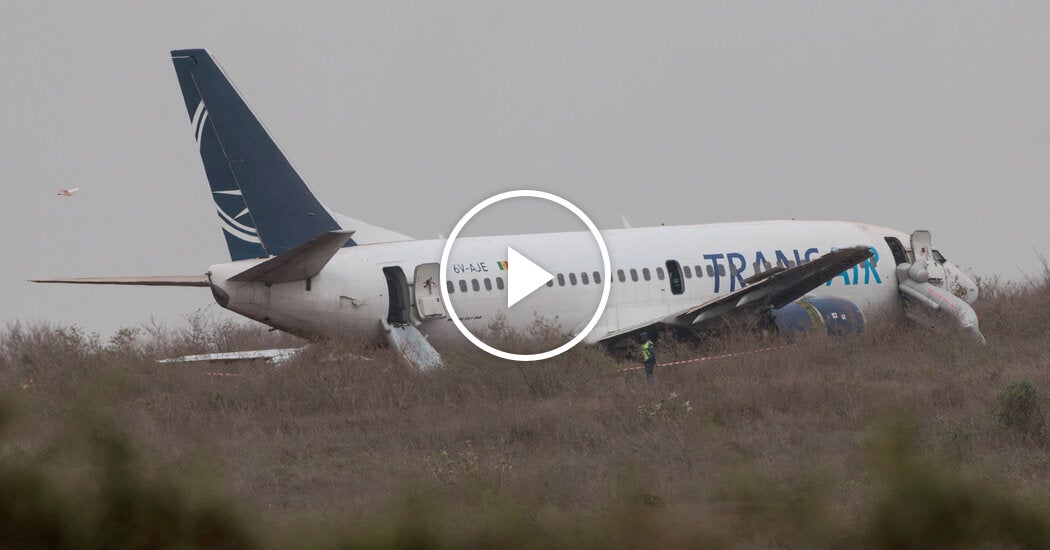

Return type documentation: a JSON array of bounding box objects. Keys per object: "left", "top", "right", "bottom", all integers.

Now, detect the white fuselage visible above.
[{"left": 206, "top": 220, "right": 939, "bottom": 348}]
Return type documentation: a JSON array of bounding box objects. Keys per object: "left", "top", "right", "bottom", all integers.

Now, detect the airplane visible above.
[
  {"left": 32, "top": 49, "right": 985, "bottom": 368},
  {"left": 57, "top": 187, "right": 79, "bottom": 197}
]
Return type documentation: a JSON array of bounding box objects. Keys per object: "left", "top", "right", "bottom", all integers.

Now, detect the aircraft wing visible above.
[
  {"left": 157, "top": 347, "right": 371, "bottom": 365},
  {"left": 158, "top": 348, "right": 302, "bottom": 364},
  {"left": 601, "top": 245, "right": 874, "bottom": 339},
  {"left": 30, "top": 276, "right": 209, "bottom": 287}
]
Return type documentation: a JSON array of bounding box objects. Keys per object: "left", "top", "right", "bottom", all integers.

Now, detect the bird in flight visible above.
[{"left": 57, "top": 188, "right": 79, "bottom": 197}]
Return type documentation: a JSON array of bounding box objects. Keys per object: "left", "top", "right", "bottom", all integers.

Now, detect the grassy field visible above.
[{"left": 2, "top": 272, "right": 1050, "bottom": 548}]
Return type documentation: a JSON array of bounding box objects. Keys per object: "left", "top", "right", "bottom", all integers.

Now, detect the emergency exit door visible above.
[{"left": 413, "top": 263, "right": 446, "bottom": 319}]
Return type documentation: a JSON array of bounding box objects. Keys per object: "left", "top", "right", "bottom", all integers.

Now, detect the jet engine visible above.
[{"left": 771, "top": 297, "right": 865, "bottom": 336}]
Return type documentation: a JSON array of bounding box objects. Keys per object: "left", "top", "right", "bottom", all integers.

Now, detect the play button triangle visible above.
[{"left": 506, "top": 247, "right": 554, "bottom": 308}]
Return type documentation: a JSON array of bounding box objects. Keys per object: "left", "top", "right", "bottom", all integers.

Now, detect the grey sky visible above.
[{"left": 3, "top": 2, "right": 1048, "bottom": 336}]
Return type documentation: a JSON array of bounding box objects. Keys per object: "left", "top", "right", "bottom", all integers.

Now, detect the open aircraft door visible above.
[
  {"left": 413, "top": 263, "right": 446, "bottom": 319},
  {"left": 910, "top": 230, "right": 946, "bottom": 285}
]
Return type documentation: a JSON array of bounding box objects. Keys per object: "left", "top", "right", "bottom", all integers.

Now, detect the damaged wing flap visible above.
[
  {"left": 678, "top": 245, "right": 875, "bottom": 326},
  {"left": 599, "top": 246, "right": 874, "bottom": 341}
]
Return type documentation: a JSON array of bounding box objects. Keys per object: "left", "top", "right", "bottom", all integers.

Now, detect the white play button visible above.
[
  {"left": 506, "top": 247, "right": 554, "bottom": 308},
  {"left": 440, "top": 190, "right": 611, "bottom": 362}
]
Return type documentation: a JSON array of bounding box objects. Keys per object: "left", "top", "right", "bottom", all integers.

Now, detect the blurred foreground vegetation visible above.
[{"left": 1, "top": 269, "right": 1050, "bottom": 548}]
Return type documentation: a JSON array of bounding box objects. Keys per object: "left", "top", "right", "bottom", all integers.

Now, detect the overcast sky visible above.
[{"left": 3, "top": 2, "right": 1048, "bottom": 336}]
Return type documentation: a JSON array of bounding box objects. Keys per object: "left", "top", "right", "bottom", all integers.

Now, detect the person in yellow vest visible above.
[{"left": 641, "top": 332, "right": 656, "bottom": 382}]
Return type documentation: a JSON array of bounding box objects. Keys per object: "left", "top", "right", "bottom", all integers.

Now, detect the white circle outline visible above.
[{"left": 439, "top": 190, "right": 611, "bottom": 362}]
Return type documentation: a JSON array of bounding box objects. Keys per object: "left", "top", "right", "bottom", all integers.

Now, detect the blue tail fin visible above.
[{"left": 170, "top": 49, "right": 354, "bottom": 261}]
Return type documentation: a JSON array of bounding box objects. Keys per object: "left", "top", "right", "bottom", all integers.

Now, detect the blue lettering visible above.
[
  {"left": 754, "top": 251, "right": 769, "bottom": 272},
  {"left": 863, "top": 246, "right": 882, "bottom": 284},
  {"left": 703, "top": 253, "right": 725, "bottom": 293},
  {"left": 824, "top": 247, "right": 851, "bottom": 286},
  {"left": 726, "top": 252, "right": 747, "bottom": 291},
  {"left": 822, "top": 246, "right": 884, "bottom": 286},
  {"left": 705, "top": 245, "right": 883, "bottom": 291},
  {"left": 825, "top": 269, "right": 851, "bottom": 286}
]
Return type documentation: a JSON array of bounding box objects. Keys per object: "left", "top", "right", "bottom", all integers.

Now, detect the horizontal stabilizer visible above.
[
  {"left": 229, "top": 230, "right": 354, "bottom": 284},
  {"left": 31, "top": 276, "right": 209, "bottom": 287}
]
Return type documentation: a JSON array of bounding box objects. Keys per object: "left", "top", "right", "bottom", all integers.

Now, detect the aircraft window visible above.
[
  {"left": 569, "top": 273, "right": 578, "bottom": 286},
  {"left": 787, "top": 261, "right": 796, "bottom": 268},
  {"left": 706, "top": 265, "right": 715, "bottom": 277},
  {"left": 593, "top": 271, "right": 601, "bottom": 284},
  {"left": 471, "top": 279, "right": 480, "bottom": 292},
  {"left": 933, "top": 249, "right": 947, "bottom": 264},
  {"left": 484, "top": 278, "right": 493, "bottom": 291},
  {"left": 459, "top": 280, "right": 468, "bottom": 293},
  {"left": 665, "top": 260, "right": 684, "bottom": 295},
  {"left": 695, "top": 265, "right": 703, "bottom": 278},
  {"left": 546, "top": 280, "right": 554, "bottom": 287},
  {"left": 630, "top": 269, "right": 639, "bottom": 282},
  {"left": 557, "top": 274, "right": 566, "bottom": 286},
  {"left": 656, "top": 267, "right": 666, "bottom": 281},
  {"left": 764, "top": 261, "right": 772, "bottom": 270},
  {"left": 718, "top": 265, "right": 726, "bottom": 276},
  {"left": 618, "top": 269, "right": 626, "bottom": 282},
  {"left": 496, "top": 277, "right": 505, "bottom": 290},
  {"left": 581, "top": 272, "right": 590, "bottom": 285},
  {"left": 776, "top": 259, "right": 784, "bottom": 268},
  {"left": 885, "top": 237, "right": 909, "bottom": 265},
  {"left": 753, "top": 262, "right": 762, "bottom": 274},
  {"left": 447, "top": 280, "right": 455, "bottom": 294},
  {"left": 642, "top": 268, "right": 651, "bottom": 281},
  {"left": 682, "top": 265, "right": 692, "bottom": 279}
]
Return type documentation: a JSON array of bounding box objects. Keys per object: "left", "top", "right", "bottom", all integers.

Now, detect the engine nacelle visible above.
[{"left": 771, "top": 297, "right": 865, "bottom": 336}]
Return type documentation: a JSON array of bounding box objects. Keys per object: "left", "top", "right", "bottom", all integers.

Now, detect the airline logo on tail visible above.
[
  {"left": 189, "top": 99, "right": 262, "bottom": 246},
  {"left": 191, "top": 100, "right": 209, "bottom": 147},
  {"left": 172, "top": 49, "right": 352, "bottom": 261},
  {"left": 213, "top": 189, "right": 261, "bottom": 244}
]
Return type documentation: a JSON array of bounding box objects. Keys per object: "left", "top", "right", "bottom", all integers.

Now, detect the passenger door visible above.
[
  {"left": 910, "top": 230, "right": 946, "bottom": 285},
  {"left": 413, "top": 263, "right": 446, "bottom": 319}
]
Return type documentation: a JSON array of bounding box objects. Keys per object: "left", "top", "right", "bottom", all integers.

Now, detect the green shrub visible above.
[
  {"left": 865, "top": 418, "right": 1050, "bottom": 549},
  {"left": 996, "top": 380, "right": 1044, "bottom": 436}
]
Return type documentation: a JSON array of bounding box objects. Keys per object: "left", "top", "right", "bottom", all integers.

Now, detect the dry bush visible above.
[
  {"left": 1, "top": 271, "right": 1050, "bottom": 547},
  {"left": 141, "top": 307, "right": 304, "bottom": 357}
]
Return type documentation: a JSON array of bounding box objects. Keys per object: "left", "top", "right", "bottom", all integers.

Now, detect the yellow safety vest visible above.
[{"left": 642, "top": 340, "right": 654, "bottom": 361}]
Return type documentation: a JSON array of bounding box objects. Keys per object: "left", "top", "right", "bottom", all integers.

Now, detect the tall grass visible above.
[{"left": 1, "top": 274, "right": 1049, "bottom": 547}]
